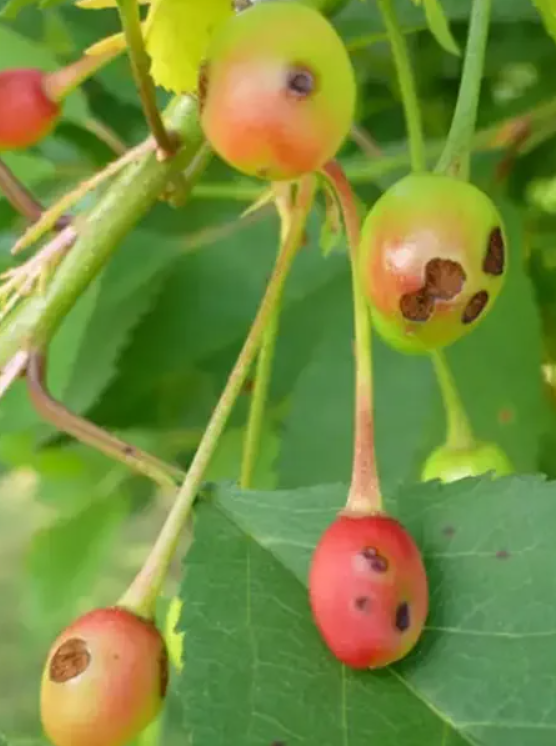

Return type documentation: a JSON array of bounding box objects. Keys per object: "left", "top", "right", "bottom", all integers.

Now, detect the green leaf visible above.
[
  {"left": 418, "top": 0, "right": 460, "bottom": 55},
  {"left": 145, "top": 0, "right": 232, "bottom": 93},
  {"left": 178, "top": 475, "right": 556, "bottom": 745},
  {"left": 25, "top": 488, "right": 129, "bottom": 625},
  {"left": 530, "top": 0, "right": 556, "bottom": 42}
]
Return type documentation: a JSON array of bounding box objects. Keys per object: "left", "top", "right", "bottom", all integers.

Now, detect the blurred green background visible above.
[{"left": 1, "top": 0, "right": 556, "bottom": 742}]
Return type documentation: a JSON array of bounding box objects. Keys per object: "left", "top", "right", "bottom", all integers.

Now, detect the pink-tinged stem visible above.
[{"left": 322, "top": 161, "right": 383, "bottom": 515}]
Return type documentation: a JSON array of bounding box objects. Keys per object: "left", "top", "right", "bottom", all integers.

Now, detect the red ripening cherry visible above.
[
  {"left": 199, "top": 1, "right": 356, "bottom": 181},
  {"left": 40, "top": 606, "right": 168, "bottom": 746},
  {"left": 358, "top": 172, "right": 508, "bottom": 353},
  {"left": 0, "top": 68, "right": 60, "bottom": 150},
  {"left": 309, "top": 513, "right": 428, "bottom": 669}
]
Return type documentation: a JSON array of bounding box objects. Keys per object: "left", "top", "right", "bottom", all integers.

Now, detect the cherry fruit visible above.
[
  {"left": 309, "top": 513, "right": 428, "bottom": 669},
  {"left": 358, "top": 172, "right": 507, "bottom": 353},
  {"left": 199, "top": 1, "right": 356, "bottom": 180},
  {"left": 40, "top": 606, "right": 168, "bottom": 746},
  {"left": 421, "top": 441, "right": 513, "bottom": 483},
  {"left": 0, "top": 68, "right": 60, "bottom": 150}
]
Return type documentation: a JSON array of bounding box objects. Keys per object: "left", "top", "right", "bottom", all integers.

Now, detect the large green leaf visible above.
[{"left": 178, "top": 475, "right": 556, "bottom": 745}]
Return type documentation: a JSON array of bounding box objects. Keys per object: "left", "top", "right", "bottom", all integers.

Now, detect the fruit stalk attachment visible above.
[
  {"left": 377, "top": 0, "right": 425, "bottom": 171},
  {"left": 435, "top": 0, "right": 493, "bottom": 179}
]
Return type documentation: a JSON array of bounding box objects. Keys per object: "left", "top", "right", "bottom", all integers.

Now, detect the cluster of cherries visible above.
[{"left": 0, "top": 2, "right": 508, "bottom": 745}]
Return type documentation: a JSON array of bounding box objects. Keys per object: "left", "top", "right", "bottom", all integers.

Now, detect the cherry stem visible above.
[
  {"left": 116, "top": 0, "right": 176, "bottom": 157},
  {"left": 0, "top": 158, "right": 46, "bottom": 225},
  {"left": 118, "top": 175, "right": 317, "bottom": 618},
  {"left": 431, "top": 349, "right": 475, "bottom": 450},
  {"left": 377, "top": 0, "right": 425, "bottom": 172},
  {"left": 26, "top": 350, "right": 185, "bottom": 493},
  {"left": 322, "top": 161, "right": 383, "bottom": 516},
  {"left": 43, "top": 50, "right": 118, "bottom": 102},
  {"left": 435, "top": 0, "right": 492, "bottom": 180},
  {"left": 240, "top": 184, "right": 293, "bottom": 489}
]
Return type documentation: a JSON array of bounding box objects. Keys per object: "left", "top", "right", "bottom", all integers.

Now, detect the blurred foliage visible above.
[{"left": 1, "top": 0, "right": 556, "bottom": 744}]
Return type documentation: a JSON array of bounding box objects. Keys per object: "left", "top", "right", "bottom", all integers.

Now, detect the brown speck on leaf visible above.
[
  {"left": 483, "top": 227, "right": 505, "bottom": 276},
  {"left": 462, "top": 290, "right": 489, "bottom": 324},
  {"left": 496, "top": 549, "right": 510, "bottom": 560},
  {"left": 400, "top": 289, "right": 434, "bottom": 322},
  {"left": 442, "top": 526, "right": 456, "bottom": 538},
  {"left": 49, "top": 638, "right": 91, "bottom": 683},
  {"left": 498, "top": 407, "right": 514, "bottom": 425},
  {"left": 425, "top": 258, "right": 466, "bottom": 300},
  {"left": 197, "top": 62, "right": 210, "bottom": 112}
]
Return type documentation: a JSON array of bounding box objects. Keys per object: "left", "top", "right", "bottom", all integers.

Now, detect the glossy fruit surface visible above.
[
  {"left": 0, "top": 68, "right": 59, "bottom": 150},
  {"left": 309, "top": 513, "right": 428, "bottom": 669},
  {"left": 421, "top": 441, "right": 513, "bottom": 483},
  {"left": 200, "top": 1, "right": 356, "bottom": 180},
  {"left": 41, "top": 606, "right": 168, "bottom": 746},
  {"left": 359, "top": 172, "right": 507, "bottom": 353}
]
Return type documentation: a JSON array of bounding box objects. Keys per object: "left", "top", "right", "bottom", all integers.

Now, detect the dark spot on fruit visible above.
[
  {"left": 400, "top": 289, "right": 434, "bottom": 322},
  {"left": 442, "top": 525, "right": 456, "bottom": 537},
  {"left": 354, "top": 596, "right": 372, "bottom": 614},
  {"left": 233, "top": 0, "right": 253, "bottom": 9},
  {"left": 496, "top": 549, "right": 510, "bottom": 560},
  {"left": 197, "top": 62, "right": 210, "bottom": 112},
  {"left": 159, "top": 646, "right": 169, "bottom": 697},
  {"left": 360, "top": 546, "right": 389, "bottom": 572},
  {"left": 462, "top": 290, "right": 489, "bottom": 324},
  {"left": 49, "top": 638, "right": 91, "bottom": 683},
  {"left": 286, "top": 65, "right": 316, "bottom": 98},
  {"left": 257, "top": 166, "right": 270, "bottom": 179},
  {"left": 395, "top": 602, "right": 411, "bottom": 632},
  {"left": 483, "top": 227, "right": 505, "bottom": 276},
  {"left": 424, "top": 258, "right": 466, "bottom": 300}
]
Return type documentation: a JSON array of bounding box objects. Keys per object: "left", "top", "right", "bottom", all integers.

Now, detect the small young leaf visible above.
[
  {"left": 412, "top": 0, "right": 460, "bottom": 55},
  {"left": 531, "top": 0, "right": 556, "bottom": 42},
  {"left": 144, "top": 0, "right": 232, "bottom": 93}
]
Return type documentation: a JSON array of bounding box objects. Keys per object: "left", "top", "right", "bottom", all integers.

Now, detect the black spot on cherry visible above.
[
  {"left": 360, "top": 546, "right": 389, "bottom": 572},
  {"left": 483, "top": 227, "right": 505, "bottom": 276},
  {"left": 462, "top": 290, "right": 489, "bottom": 324},
  {"left": 395, "top": 602, "right": 411, "bottom": 632},
  {"left": 354, "top": 596, "right": 372, "bottom": 614},
  {"left": 286, "top": 66, "right": 316, "bottom": 98}
]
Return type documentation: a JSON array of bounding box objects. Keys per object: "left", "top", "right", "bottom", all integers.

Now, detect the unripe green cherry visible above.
[
  {"left": 40, "top": 607, "right": 168, "bottom": 746},
  {"left": 421, "top": 441, "right": 514, "bottom": 483},
  {"left": 358, "top": 173, "right": 507, "bottom": 353},
  {"left": 199, "top": 1, "right": 356, "bottom": 181}
]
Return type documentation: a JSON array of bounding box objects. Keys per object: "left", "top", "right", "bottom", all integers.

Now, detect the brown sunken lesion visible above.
[
  {"left": 462, "top": 290, "right": 489, "bottom": 324},
  {"left": 400, "top": 257, "right": 467, "bottom": 323},
  {"left": 400, "top": 288, "right": 434, "bottom": 322},
  {"left": 49, "top": 638, "right": 91, "bottom": 683},
  {"left": 425, "top": 258, "right": 466, "bottom": 300},
  {"left": 483, "top": 227, "right": 505, "bottom": 276}
]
